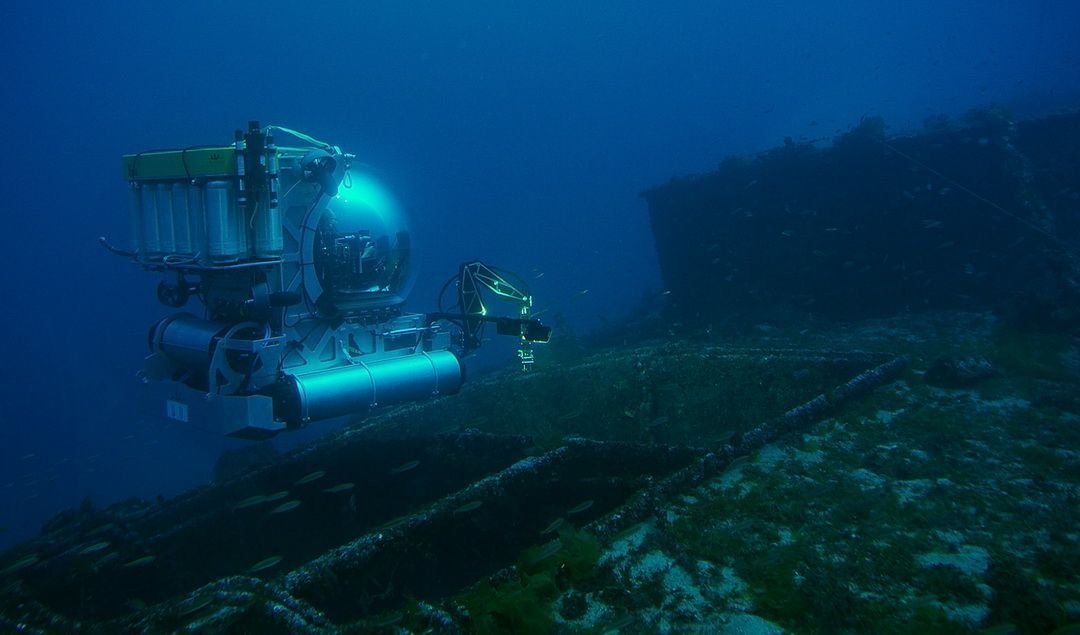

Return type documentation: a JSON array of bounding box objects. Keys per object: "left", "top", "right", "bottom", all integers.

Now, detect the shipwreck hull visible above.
[
  {"left": 644, "top": 111, "right": 1080, "bottom": 325},
  {"left": 0, "top": 344, "right": 906, "bottom": 632}
]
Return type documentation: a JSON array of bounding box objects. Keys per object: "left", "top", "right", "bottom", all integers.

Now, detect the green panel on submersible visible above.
[{"left": 122, "top": 147, "right": 237, "bottom": 180}]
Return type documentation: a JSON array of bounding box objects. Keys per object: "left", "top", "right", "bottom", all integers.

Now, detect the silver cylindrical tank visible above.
[
  {"left": 188, "top": 181, "right": 207, "bottom": 264},
  {"left": 253, "top": 145, "right": 283, "bottom": 258},
  {"left": 252, "top": 203, "right": 283, "bottom": 258},
  {"left": 155, "top": 183, "right": 176, "bottom": 255},
  {"left": 280, "top": 351, "right": 464, "bottom": 424},
  {"left": 128, "top": 184, "right": 144, "bottom": 254},
  {"left": 150, "top": 314, "right": 230, "bottom": 370},
  {"left": 170, "top": 184, "right": 194, "bottom": 255},
  {"left": 140, "top": 185, "right": 161, "bottom": 259},
  {"left": 205, "top": 180, "right": 242, "bottom": 262}
]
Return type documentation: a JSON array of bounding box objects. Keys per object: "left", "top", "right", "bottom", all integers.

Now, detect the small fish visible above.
[
  {"left": 523, "top": 538, "right": 563, "bottom": 566},
  {"left": 780, "top": 230, "right": 794, "bottom": 238},
  {"left": 534, "top": 272, "right": 545, "bottom": 279},
  {"left": 823, "top": 227, "right": 839, "bottom": 232},
  {"left": 263, "top": 491, "right": 290, "bottom": 502},
  {"left": 377, "top": 516, "right": 411, "bottom": 533},
  {"left": 370, "top": 612, "right": 404, "bottom": 627},
  {"left": 612, "top": 521, "right": 651, "bottom": 544},
  {"left": 557, "top": 409, "right": 583, "bottom": 422},
  {"left": 323, "top": 482, "right": 355, "bottom": 493},
  {"left": 234, "top": 495, "right": 268, "bottom": 509},
  {"left": 727, "top": 455, "right": 751, "bottom": 470},
  {"left": 80, "top": 541, "right": 111, "bottom": 555},
  {"left": 577, "top": 289, "right": 590, "bottom": 296},
  {"left": 295, "top": 470, "right": 326, "bottom": 485},
  {"left": 123, "top": 555, "right": 157, "bottom": 568},
  {"left": 89, "top": 522, "right": 116, "bottom": 535},
  {"left": 177, "top": 595, "right": 214, "bottom": 616},
  {"left": 716, "top": 430, "right": 738, "bottom": 445},
  {"left": 921, "top": 219, "right": 942, "bottom": 229},
  {"left": 453, "top": 500, "right": 483, "bottom": 515},
  {"left": 390, "top": 460, "right": 420, "bottom": 474},
  {"left": 660, "top": 290, "right": 672, "bottom": 296},
  {"left": 1, "top": 554, "right": 39, "bottom": 575},
  {"left": 540, "top": 518, "right": 565, "bottom": 535},
  {"left": 247, "top": 555, "right": 283, "bottom": 573},
  {"left": 567, "top": 500, "right": 594, "bottom": 515},
  {"left": 270, "top": 500, "right": 301, "bottom": 514}
]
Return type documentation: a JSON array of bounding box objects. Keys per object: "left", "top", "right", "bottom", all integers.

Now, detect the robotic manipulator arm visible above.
[
  {"left": 103, "top": 121, "right": 551, "bottom": 438},
  {"left": 428, "top": 261, "right": 552, "bottom": 371}
]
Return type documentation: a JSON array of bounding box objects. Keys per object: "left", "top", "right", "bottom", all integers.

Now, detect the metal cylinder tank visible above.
[
  {"left": 205, "top": 181, "right": 242, "bottom": 262},
  {"left": 279, "top": 351, "right": 464, "bottom": 425},
  {"left": 253, "top": 145, "right": 283, "bottom": 258},
  {"left": 155, "top": 183, "right": 176, "bottom": 255},
  {"left": 252, "top": 204, "right": 282, "bottom": 258},
  {"left": 150, "top": 314, "right": 230, "bottom": 370},
  {"left": 128, "top": 185, "right": 144, "bottom": 254},
  {"left": 140, "top": 184, "right": 161, "bottom": 259},
  {"left": 188, "top": 182, "right": 207, "bottom": 264},
  {"left": 170, "top": 184, "right": 194, "bottom": 255}
]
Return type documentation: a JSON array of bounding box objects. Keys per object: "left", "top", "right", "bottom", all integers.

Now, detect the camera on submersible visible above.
[{"left": 102, "top": 121, "right": 550, "bottom": 439}]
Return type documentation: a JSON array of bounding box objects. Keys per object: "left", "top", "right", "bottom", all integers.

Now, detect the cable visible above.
[
  {"left": 436, "top": 273, "right": 460, "bottom": 313},
  {"left": 882, "top": 141, "right": 1067, "bottom": 248},
  {"left": 265, "top": 125, "right": 334, "bottom": 151}
]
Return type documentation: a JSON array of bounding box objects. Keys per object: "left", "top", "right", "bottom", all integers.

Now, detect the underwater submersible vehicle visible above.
[{"left": 102, "top": 121, "right": 549, "bottom": 439}]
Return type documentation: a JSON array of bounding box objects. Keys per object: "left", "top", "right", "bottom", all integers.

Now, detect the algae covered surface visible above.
[{"left": 444, "top": 313, "right": 1080, "bottom": 635}]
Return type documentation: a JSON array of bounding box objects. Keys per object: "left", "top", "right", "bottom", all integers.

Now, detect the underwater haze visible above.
[{"left": 1, "top": 0, "right": 1078, "bottom": 563}]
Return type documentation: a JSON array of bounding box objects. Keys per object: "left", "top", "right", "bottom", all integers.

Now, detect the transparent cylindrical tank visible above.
[
  {"left": 205, "top": 181, "right": 242, "bottom": 262},
  {"left": 128, "top": 184, "right": 144, "bottom": 254},
  {"left": 155, "top": 183, "right": 176, "bottom": 255},
  {"left": 171, "top": 184, "right": 194, "bottom": 255},
  {"left": 140, "top": 184, "right": 161, "bottom": 259},
  {"left": 253, "top": 203, "right": 282, "bottom": 259},
  {"left": 188, "top": 182, "right": 207, "bottom": 264},
  {"left": 253, "top": 144, "right": 283, "bottom": 258}
]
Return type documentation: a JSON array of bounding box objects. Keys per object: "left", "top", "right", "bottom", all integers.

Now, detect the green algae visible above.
[{"left": 454, "top": 526, "right": 601, "bottom": 634}]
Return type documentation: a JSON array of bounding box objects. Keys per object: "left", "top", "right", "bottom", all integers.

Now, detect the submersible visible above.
[{"left": 103, "top": 121, "right": 549, "bottom": 438}]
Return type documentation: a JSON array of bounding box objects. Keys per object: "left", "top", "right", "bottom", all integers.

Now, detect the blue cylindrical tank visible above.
[{"left": 279, "top": 351, "right": 464, "bottom": 424}]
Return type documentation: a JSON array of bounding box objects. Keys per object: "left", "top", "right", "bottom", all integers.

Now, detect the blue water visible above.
[{"left": 1, "top": 1, "right": 1078, "bottom": 548}]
